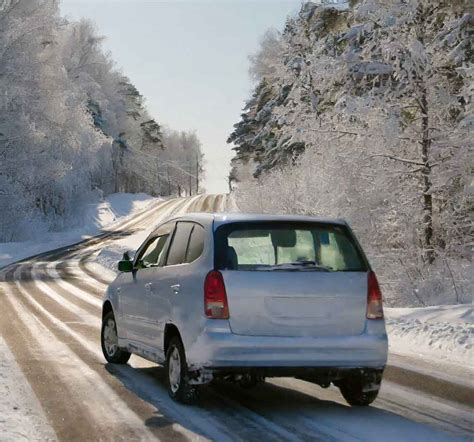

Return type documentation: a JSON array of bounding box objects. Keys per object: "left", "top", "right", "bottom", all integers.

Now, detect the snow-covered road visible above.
[{"left": 0, "top": 195, "right": 471, "bottom": 441}]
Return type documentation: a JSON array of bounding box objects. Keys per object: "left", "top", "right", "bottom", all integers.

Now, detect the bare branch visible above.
[
  {"left": 369, "top": 154, "right": 425, "bottom": 166},
  {"left": 306, "top": 129, "right": 360, "bottom": 136}
]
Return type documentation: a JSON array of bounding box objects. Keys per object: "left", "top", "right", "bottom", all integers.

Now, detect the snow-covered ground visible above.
[
  {"left": 0, "top": 337, "right": 56, "bottom": 441},
  {"left": 0, "top": 194, "right": 471, "bottom": 440},
  {"left": 0, "top": 193, "right": 158, "bottom": 269},
  {"left": 385, "top": 305, "right": 473, "bottom": 368}
]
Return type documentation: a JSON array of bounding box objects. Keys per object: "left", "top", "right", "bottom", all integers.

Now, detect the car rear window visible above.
[{"left": 214, "top": 222, "right": 368, "bottom": 272}]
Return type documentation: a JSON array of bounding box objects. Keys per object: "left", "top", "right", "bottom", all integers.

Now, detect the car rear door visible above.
[
  {"left": 145, "top": 221, "right": 196, "bottom": 353},
  {"left": 215, "top": 221, "right": 369, "bottom": 338}
]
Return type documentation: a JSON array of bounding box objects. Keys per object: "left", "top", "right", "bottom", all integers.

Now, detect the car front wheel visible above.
[
  {"left": 165, "top": 336, "right": 198, "bottom": 403},
  {"left": 101, "top": 311, "right": 131, "bottom": 364}
]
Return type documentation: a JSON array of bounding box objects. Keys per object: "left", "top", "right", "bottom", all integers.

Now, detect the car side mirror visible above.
[
  {"left": 118, "top": 252, "right": 134, "bottom": 272},
  {"left": 118, "top": 260, "right": 133, "bottom": 272}
]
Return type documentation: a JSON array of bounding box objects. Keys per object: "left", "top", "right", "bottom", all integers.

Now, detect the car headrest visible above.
[{"left": 226, "top": 246, "right": 238, "bottom": 270}]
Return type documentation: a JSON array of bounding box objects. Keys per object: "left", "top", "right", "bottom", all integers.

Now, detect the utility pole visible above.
[
  {"left": 196, "top": 153, "right": 200, "bottom": 194},
  {"left": 157, "top": 163, "right": 161, "bottom": 195}
]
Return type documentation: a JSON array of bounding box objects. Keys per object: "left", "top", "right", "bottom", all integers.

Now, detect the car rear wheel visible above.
[
  {"left": 239, "top": 375, "right": 265, "bottom": 389},
  {"left": 165, "top": 337, "right": 198, "bottom": 404},
  {"left": 101, "top": 311, "right": 131, "bottom": 364},
  {"left": 339, "top": 377, "right": 380, "bottom": 406}
]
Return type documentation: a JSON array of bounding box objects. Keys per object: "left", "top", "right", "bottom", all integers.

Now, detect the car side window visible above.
[
  {"left": 185, "top": 224, "right": 205, "bottom": 263},
  {"left": 166, "top": 222, "right": 194, "bottom": 266},
  {"left": 134, "top": 222, "right": 175, "bottom": 269},
  {"left": 136, "top": 235, "right": 169, "bottom": 269}
]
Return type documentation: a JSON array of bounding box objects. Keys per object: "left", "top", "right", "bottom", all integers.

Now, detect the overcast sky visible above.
[{"left": 60, "top": 0, "right": 301, "bottom": 193}]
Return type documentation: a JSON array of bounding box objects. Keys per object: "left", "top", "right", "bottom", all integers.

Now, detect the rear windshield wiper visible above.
[
  {"left": 254, "top": 261, "right": 333, "bottom": 272},
  {"left": 286, "top": 261, "right": 333, "bottom": 271}
]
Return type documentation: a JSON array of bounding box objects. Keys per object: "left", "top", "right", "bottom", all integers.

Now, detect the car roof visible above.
[{"left": 160, "top": 212, "right": 347, "bottom": 229}]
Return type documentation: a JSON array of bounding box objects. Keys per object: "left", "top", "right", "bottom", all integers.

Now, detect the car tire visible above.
[
  {"left": 239, "top": 375, "right": 265, "bottom": 389},
  {"left": 101, "top": 311, "right": 131, "bottom": 364},
  {"left": 165, "top": 336, "right": 198, "bottom": 404},
  {"left": 339, "top": 378, "right": 380, "bottom": 406}
]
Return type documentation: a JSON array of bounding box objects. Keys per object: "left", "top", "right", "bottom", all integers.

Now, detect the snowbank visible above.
[
  {"left": 385, "top": 305, "right": 473, "bottom": 368},
  {"left": 0, "top": 193, "right": 158, "bottom": 269}
]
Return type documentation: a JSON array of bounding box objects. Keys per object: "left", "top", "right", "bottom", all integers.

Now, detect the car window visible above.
[
  {"left": 134, "top": 221, "right": 175, "bottom": 269},
  {"left": 136, "top": 234, "right": 169, "bottom": 268},
  {"left": 166, "top": 222, "right": 194, "bottom": 266},
  {"left": 215, "top": 222, "right": 367, "bottom": 272},
  {"left": 185, "top": 224, "right": 205, "bottom": 263}
]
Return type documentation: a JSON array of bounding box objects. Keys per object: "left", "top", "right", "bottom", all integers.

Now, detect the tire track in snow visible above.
[
  {"left": 2, "top": 278, "right": 186, "bottom": 441},
  {"left": 78, "top": 253, "right": 114, "bottom": 286},
  {"left": 20, "top": 265, "right": 100, "bottom": 327},
  {"left": 32, "top": 263, "right": 100, "bottom": 317},
  {"left": 58, "top": 259, "right": 109, "bottom": 293},
  {"left": 54, "top": 261, "right": 106, "bottom": 297},
  {"left": 5, "top": 262, "right": 201, "bottom": 440},
  {"left": 42, "top": 263, "right": 102, "bottom": 309}
]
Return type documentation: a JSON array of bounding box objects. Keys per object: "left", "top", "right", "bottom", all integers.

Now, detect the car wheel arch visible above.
[
  {"left": 102, "top": 300, "right": 114, "bottom": 320},
  {"left": 164, "top": 323, "right": 182, "bottom": 355}
]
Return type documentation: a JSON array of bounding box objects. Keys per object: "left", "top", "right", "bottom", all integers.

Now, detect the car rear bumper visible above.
[{"left": 187, "top": 320, "right": 388, "bottom": 370}]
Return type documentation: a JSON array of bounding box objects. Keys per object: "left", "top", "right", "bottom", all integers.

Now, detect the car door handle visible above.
[
  {"left": 145, "top": 282, "right": 153, "bottom": 293},
  {"left": 170, "top": 284, "right": 180, "bottom": 294}
]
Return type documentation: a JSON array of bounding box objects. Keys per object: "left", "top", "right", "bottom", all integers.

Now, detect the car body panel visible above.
[
  {"left": 222, "top": 270, "right": 368, "bottom": 337},
  {"left": 194, "top": 319, "right": 387, "bottom": 369}
]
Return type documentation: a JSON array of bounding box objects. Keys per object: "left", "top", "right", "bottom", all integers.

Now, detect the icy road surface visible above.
[{"left": 0, "top": 195, "right": 472, "bottom": 441}]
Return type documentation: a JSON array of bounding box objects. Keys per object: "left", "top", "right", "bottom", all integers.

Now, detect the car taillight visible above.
[
  {"left": 204, "top": 271, "right": 229, "bottom": 319},
  {"left": 367, "top": 271, "right": 384, "bottom": 319}
]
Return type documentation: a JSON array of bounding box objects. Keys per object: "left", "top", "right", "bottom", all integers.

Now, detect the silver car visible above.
[{"left": 101, "top": 213, "right": 388, "bottom": 405}]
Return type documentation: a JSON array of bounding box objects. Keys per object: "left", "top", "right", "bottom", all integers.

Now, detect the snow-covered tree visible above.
[
  {"left": 0, "top": 0, "right": 205, "bottom": 241},
  {"left": 229, "top": 0, "right": 473, "bottom": 306},
  {"left": 161, "top": 129, "right": 204, "bottom": 196}
]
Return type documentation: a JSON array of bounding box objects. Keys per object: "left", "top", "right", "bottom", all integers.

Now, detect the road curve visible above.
[{"left": 0, "top": 195, "right": 471, "bottom": 441}]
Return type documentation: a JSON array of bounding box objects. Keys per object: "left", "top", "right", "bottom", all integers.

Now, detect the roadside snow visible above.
[
  {"left": 94, "top": 228, "right": 152, "bottom": 276},
  {"left": 0, "top": 193, "right": 158, "bottom": 269},
  {"left": 0, "top": 337, "right": 56, "bottom": 441},
  {"left": 385, "top": 305, "right": 473, "bottom": 368},
  {"left": 93, "top": 196, "right": 193, "bottom": 275}
]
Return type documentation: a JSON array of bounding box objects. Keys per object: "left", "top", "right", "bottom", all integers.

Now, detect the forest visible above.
[
  {"left": 229, "top": 0, "right": 472, "bottom": 306},
  {"left": 0, "top": 0, "right": 204, "bottom": 242}
]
